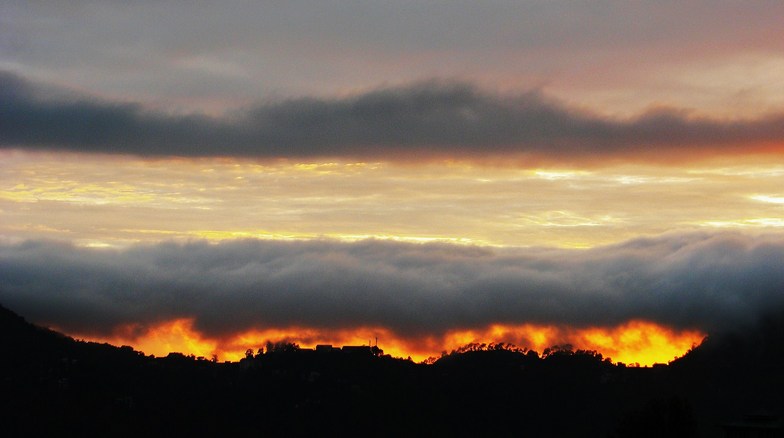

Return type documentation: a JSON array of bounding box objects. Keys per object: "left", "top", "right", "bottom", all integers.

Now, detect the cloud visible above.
[
  {"left": 1, "top": 232, "right": 783, "bottom": 341},
  {"left": 2, "top": 71, "right": 784, "bottom": 162},
  {"left": 4, "top": 1, "right": 784, "bottom": 115}
]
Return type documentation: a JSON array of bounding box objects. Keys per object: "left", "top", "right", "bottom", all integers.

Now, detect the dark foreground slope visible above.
[{"left": 1, "top": 303, "right": 783, "bottom": 437}]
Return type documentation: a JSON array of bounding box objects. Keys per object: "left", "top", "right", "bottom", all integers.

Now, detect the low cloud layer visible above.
[
  {"left": 1, "top": 232, "right": 782, "bottom": 341},
  {"left": 2, "top": 71, "right": 784, "bottom": 161}
]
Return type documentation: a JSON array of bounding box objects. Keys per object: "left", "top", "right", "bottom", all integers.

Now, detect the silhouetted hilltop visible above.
[
  {"left": 674, "top": 310, "right": 784, "bottom": 370},
  {"left": 666, "top": 312, "right": 784, "bottom": 436},
  {"left": 2, "top": 303, "right": 783, "bottom": 436},
  {"left": 0, "top": 302, "right": 71, "bottom": 355},
  {"left": 0, "top": 303, "right": 150, "bottom": 435}
]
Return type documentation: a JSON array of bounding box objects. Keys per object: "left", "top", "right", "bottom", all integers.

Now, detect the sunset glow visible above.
[
  {"left": 3, "top": 151, "right": 783, "bottom": 249},
  {"left": 79, "top": 319, "right": 704, "bottom": 367}
]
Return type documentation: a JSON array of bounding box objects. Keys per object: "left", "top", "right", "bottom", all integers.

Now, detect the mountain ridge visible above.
[{"left": 1, "top": 302, "right": 782, "bottom": 436}]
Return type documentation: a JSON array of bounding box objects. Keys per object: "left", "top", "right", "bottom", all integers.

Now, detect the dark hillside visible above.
[{"left": 2, "top": 303, "right": 783, "bottom": 436}]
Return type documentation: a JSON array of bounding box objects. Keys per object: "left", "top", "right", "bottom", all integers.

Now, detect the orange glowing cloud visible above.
[
  {"left": 434, "top": 322, "right": 704, "bottom": 366},
  {"left": 102, "top": 319, "right": 219, "bottom": 360},
  {"left": 80, "top": 319, "right": 704, "bottom": 366}
]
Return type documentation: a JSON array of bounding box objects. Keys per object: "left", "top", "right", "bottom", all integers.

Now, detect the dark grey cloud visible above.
[
  {"left": 2, "top": 71, "right": 784, "bottom": 161},
  {"left": 1, "top": 232, "right": 782, "bottom": 340}
]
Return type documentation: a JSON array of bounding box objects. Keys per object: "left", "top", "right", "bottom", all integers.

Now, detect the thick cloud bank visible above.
[
  {"left": 2, "top": 71, "right": 784, "bottom": 160},
  {"left": 1, "top": 233, "right": 782, "bottom": 339}
]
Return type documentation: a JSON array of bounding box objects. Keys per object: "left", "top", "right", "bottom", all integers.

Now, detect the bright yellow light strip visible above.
[
  {"left": 750, "top": 194, "right": 784, "bottom": 204},
  {"left": 2, "top": 150, "right": 784, "bottom": 249},
  {"left": 699, "top": 219, "right": 784, "bottom": 228}
]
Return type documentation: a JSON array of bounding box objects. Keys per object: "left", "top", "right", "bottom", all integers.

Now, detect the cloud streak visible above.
[
  {"left": 1, "top": 232, "right": 782, "bottom": 342},
  {"left": 2, "top": 71, "right": 784, "bottom": 162}
]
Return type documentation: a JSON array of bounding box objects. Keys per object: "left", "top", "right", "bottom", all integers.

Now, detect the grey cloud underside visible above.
[
  {"left": 1, "top": 233, "right": 782, "bottom": 339},
  {"left": 2, "top": 71, "right": 783, "bottom": 159}
]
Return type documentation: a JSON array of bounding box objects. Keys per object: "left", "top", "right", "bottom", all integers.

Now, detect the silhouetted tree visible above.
[{"left": 265, "top": 340, "right": 300, "bottom": 354}]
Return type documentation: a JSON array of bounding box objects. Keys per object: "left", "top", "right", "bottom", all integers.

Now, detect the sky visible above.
[{"left": 2, "top": 1, "right": 784, "bottom": 364}]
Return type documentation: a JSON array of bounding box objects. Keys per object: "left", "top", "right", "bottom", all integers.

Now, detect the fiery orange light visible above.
[
  {"left": 92, "top": 319, "right": 219, "bottom": 359},
  {"left": 437, "top": 321, "right": 705, "bottom": 365},
  {"left": 80, "top": 319, "right": 704, "bottom": 366}
]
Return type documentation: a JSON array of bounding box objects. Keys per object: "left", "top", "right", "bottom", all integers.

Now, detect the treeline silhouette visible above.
[{"left": 1, "top": 303, "right": 782, "bottom": 437}]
